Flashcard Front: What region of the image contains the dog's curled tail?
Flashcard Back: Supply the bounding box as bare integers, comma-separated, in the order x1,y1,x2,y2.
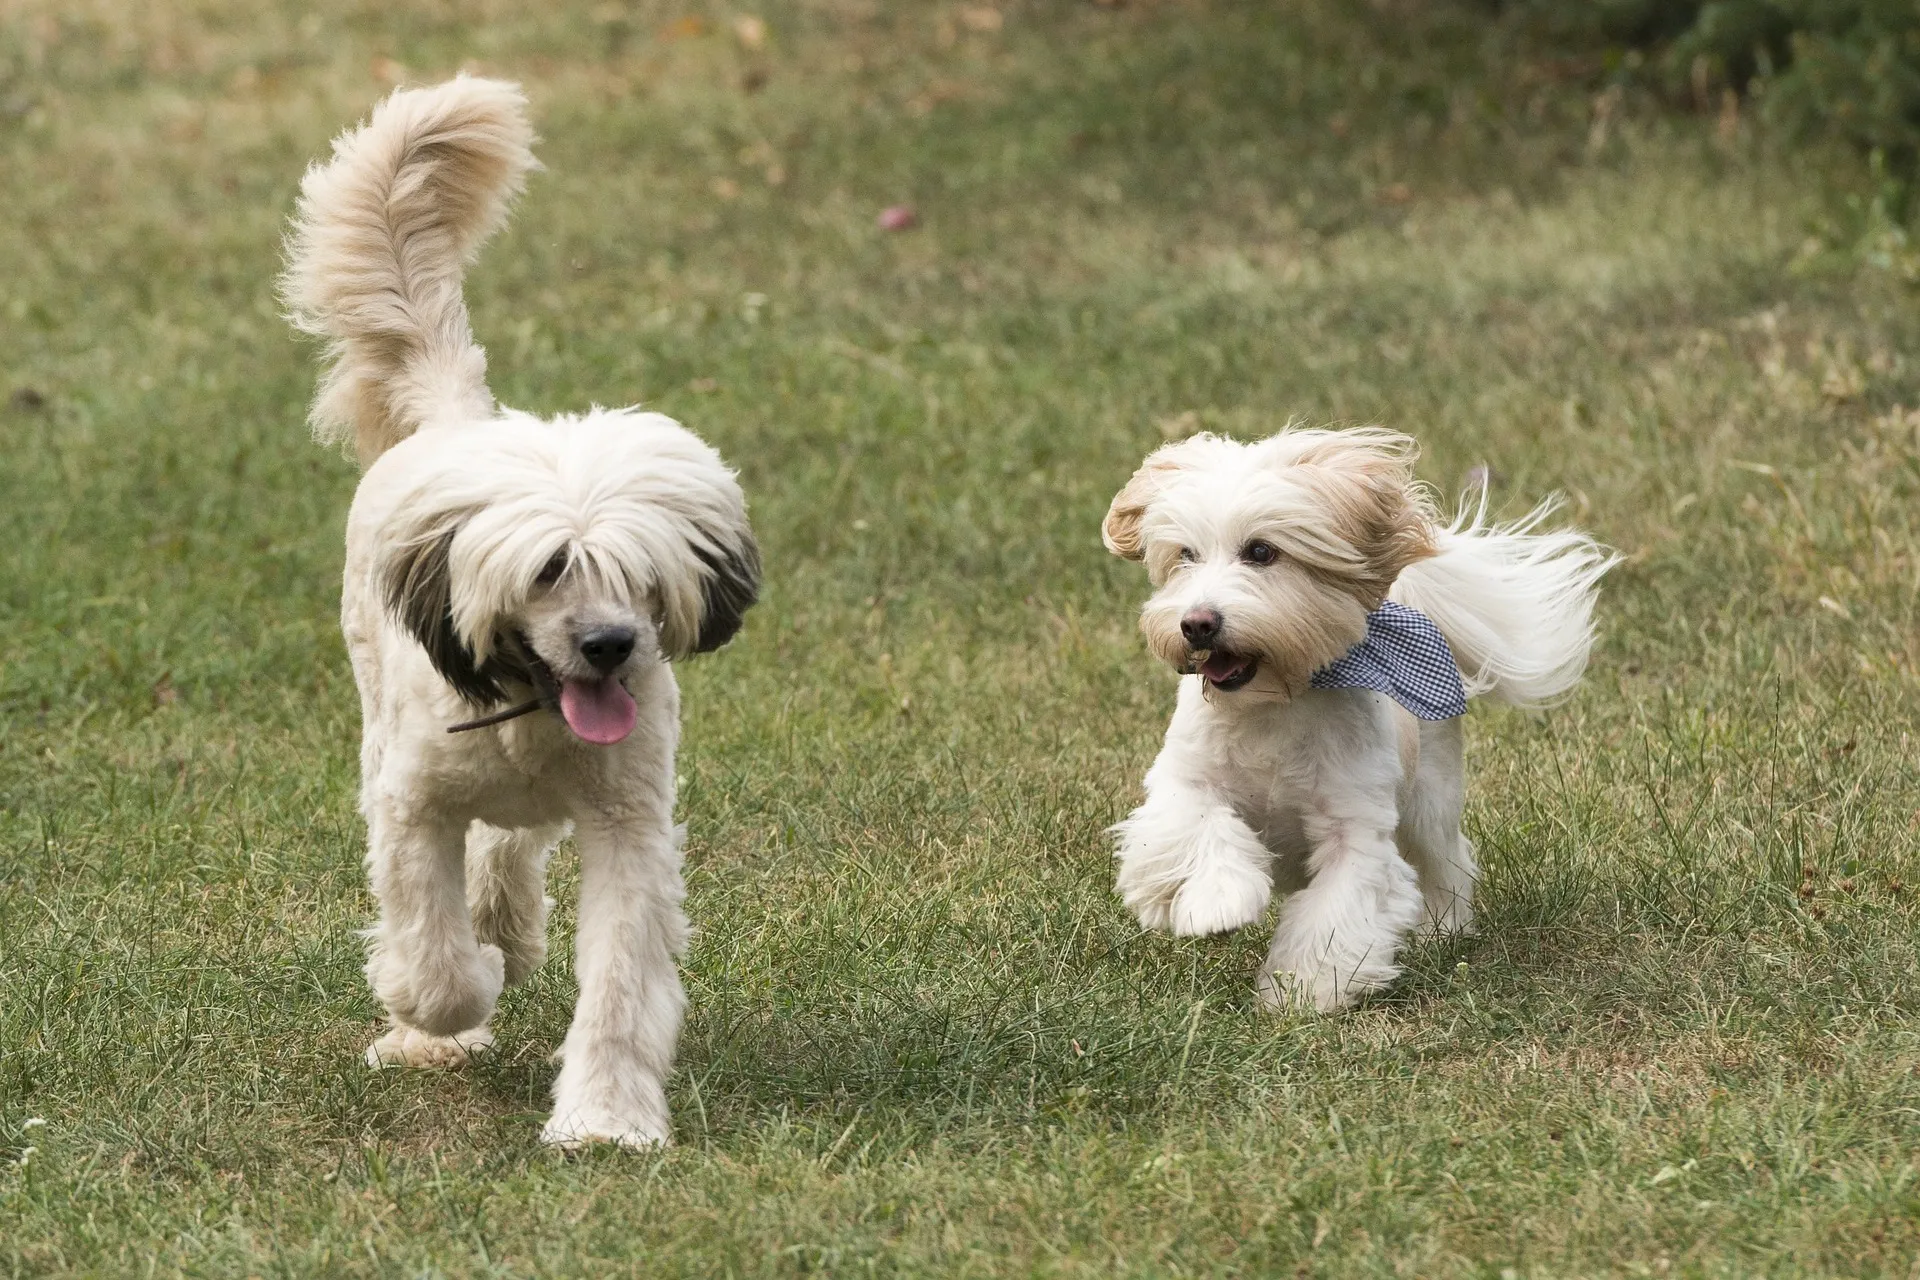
1390,491,1618,709
282,76,537,466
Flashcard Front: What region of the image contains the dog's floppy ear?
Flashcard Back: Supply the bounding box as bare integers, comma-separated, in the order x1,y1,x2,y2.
1283,431,1437,604
686,527,762,655
660,521,764,660
1102,467,1156,561
383,525,508,705
1103,437,1209,560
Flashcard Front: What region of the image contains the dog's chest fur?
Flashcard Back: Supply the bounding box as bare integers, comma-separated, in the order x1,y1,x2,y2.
351,605,679,831
1161,679,1411,864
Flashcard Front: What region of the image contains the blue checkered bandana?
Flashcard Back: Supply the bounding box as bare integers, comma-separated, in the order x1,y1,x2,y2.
1309,599,1467,721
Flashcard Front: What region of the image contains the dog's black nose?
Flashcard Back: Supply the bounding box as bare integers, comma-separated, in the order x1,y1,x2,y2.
1180,608,1222,648
578,627,636,674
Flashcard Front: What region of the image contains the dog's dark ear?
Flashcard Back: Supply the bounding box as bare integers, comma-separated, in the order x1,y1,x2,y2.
691,529,762,654
383,526,507,705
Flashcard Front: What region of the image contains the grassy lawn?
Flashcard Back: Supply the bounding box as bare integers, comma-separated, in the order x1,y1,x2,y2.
6,0,1920,1273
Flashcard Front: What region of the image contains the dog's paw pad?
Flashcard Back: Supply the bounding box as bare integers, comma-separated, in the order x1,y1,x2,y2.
365,1023,495,1069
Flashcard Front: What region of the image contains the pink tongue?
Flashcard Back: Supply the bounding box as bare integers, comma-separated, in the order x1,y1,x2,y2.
559,678,638,745
1201,652,1246,682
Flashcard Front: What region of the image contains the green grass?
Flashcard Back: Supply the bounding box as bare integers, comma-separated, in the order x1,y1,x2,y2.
6,1,1920,1274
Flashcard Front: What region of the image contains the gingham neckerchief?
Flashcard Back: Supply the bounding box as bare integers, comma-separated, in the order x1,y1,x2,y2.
1309,599,1467,721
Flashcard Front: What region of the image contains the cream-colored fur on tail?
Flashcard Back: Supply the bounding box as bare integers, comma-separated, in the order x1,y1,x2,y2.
281,75,538,466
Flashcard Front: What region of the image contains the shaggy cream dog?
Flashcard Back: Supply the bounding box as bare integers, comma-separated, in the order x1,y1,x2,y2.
1103,429,1613,1011
282,77,759,1147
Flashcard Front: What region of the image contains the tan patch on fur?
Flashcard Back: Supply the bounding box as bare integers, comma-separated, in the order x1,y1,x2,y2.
1102,437,1217,560
1102,465,1160,560
1281,432,1438,606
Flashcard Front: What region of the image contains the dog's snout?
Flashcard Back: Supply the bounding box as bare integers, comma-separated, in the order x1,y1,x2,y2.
1180,608,1222,648
578,626,636,673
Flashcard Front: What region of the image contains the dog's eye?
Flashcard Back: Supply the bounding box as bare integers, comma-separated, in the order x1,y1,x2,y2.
1242,540,1278,566
1177,547,1197,564
535,551,569,586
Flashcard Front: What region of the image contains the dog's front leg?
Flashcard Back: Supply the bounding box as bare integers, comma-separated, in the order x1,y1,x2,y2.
1258,786,1423,1014
1114,782,1272,937
362,799,506,1064
542,816,687,1150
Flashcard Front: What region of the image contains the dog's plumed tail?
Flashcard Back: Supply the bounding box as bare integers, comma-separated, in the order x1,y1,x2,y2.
1390,490,1617,709
282,76,537,466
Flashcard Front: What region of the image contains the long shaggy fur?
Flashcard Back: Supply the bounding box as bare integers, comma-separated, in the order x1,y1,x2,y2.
282,75,537,465
371,411,758,669
1391,490,1616,707
285,78,758,1150
1104,426,1613,1011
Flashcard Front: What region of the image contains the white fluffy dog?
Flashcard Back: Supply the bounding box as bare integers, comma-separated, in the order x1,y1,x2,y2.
1103,429,1613,1011
282,77,760,1147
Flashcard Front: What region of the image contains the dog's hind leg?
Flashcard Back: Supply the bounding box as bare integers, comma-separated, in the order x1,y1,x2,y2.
1398,718,1477,939
467,821,566,987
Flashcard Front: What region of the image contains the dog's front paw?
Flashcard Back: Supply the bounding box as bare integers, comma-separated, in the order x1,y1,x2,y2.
376,941,506,1037
1168,858,1271,936
1255,960,1389,1014
1119,876,1178,933
1114,798,1272,936
540,1108,670,1151
1255,965,1349,1014
365,1021,495,1068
